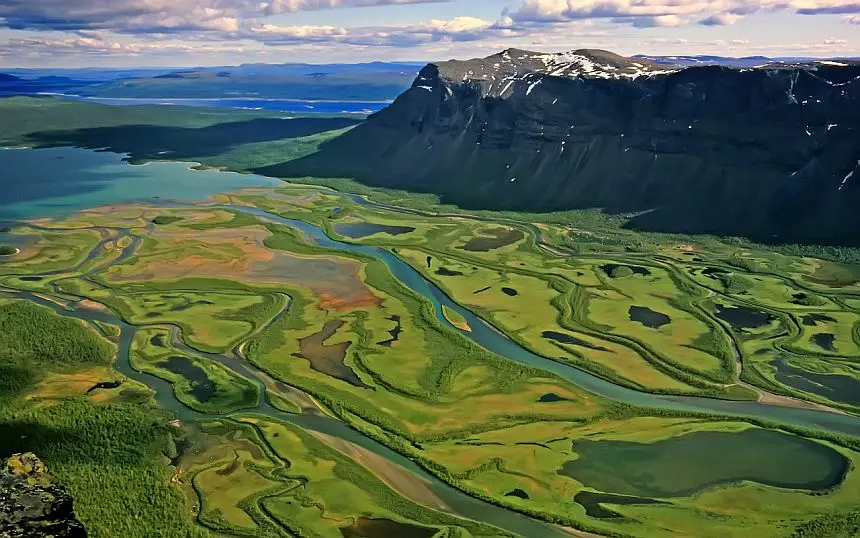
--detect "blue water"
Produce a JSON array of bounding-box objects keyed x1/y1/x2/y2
[
  {"x1": 43, "y1": 94, "x2": 389, "y2": 115},
  {"x1": 0, "y1": 146, "x2": 280, "y2": 219}
]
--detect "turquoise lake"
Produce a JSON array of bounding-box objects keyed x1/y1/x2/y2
[{"x1": 0, "y1": 146, "x2": 279, "y2": 220}]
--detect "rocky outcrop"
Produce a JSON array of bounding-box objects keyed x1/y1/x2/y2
[
  {"x1": 269, "y1": 48, "x2": 860, "y2": 245},
  {"x1": 0, "y1": 453, "x2": 87, "y2": 537}
]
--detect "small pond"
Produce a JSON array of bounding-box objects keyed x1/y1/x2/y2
[
  {"x1": 801, "y1": 313, "x2": 836, "y2": 327},
  {"x1": 543, "y1": 331, "x2": 609, "y2": 351},
  {"x1": 460, "y1": 228, "x2": 524, "y2": 252},
  {"x1": 335, "y1": 222, "x2": 415, "y2": 239},
  {"x1": 161, "y1": 356, "x2": 217, "y2": 403},
  {"x1": 772, "y1": 358, "x2": 860, "y2": 407},
  {"x1": 628, "y1": 306, "x2": 671, "y2": 329},
  {"x1": 714, "y1": 304, "x2": 773, "y2": 330},
  {"x1": 294, "y1": 320, "x2": 370, "y2": 389},
  {"x1": 601, "y1": 264, "x2": 651, "y2": 278},
  {"x1": 559, "y1": 428, "x2": 848, "y2": 498},
  {"x1": 573, "y1": 491, "x2": 664, "y2": 519},
  {"x1": 340, "y1": 517, "x2": 437, "y2": 538},
  {"x1": 811, "y1": 333, "x2": 837, "y2": 352}
]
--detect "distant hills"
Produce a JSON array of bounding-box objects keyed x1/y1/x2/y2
[
  {"x1": 0, "y1": 62, "x2": 425, "y2": 102},
  {"x1": 633, "y1": 54, "x2": 860, "y2": 68},
  {"x1": 269, "y1": 48, "x2": 860, "y2": 245}
]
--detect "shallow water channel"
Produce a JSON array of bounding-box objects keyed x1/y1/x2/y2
[{"x1": 229, "y1": 205, "x2": 860, "y2": 438}]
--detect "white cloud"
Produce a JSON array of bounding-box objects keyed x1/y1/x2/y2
[
  {"x1": 506, "y1": 0, "x2": 860, "y2": 27},
  {"x1": 245, "y1": 16, "x2": 502, "y2": 46},
  {"x1": 699, "y1": 13, "x2": 745, "y2": 25},
  {"x1": 0, "y1": 0, "x2": 444, "y2": 33}
]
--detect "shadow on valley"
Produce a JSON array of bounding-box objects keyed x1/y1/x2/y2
[
  {"x1": 0, "y1": 400, "x2": 166, "y2": 467},
  {"x1": 25, "y1": 117, "x2": 361, "y2": 162}
]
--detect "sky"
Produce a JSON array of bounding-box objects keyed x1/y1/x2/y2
[{"x1": 0, "y1": 0, "x2": 858, "y2": 68}]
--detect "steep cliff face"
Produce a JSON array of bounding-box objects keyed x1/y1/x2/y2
[
  {"x1": 0, "y1": 453, "x2": 87, "y2": 537},
  {"x1": 271, "y1": 48, "x2": 860, "y2": 244}
]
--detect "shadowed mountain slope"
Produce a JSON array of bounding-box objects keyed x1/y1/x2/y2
[{"x1": 267, "y1": 49, "x2": 860, "y2": 245}]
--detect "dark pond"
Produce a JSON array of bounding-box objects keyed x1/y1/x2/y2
[
  {"x1": 505, "y1": 489, "x2": 530, "y2": 500},
  {"x1": 538, "y1": 393, "x2": 570, "y2": 403},
  {"x1": 460, "y1": 228, "x2": 524, "y2": 252},
  {"x1": 601, "y1": 264, "x2": 651, "y2": 278},
  {"x1": 542, "y1": 331, "x2": 610, "y2": 351},
  {"x1": 701, "y1": 267, "x2": 728, "y2": 278},
  {"x1": 628, "y1": 306, "x2": 671, "y2": 329},
  {"x1": 560, "y1": 428, "x2": 848, "y2": 498},
  {"x1": 714, "y1": 304, "x2": 772, "y2": 330},
  {"x1": 801, "y1": 313, "x2": 836, "y2": 327},
  {"x1": 340, "y1": 517, "x2": 437, "y2": 538},
  {"x1": 473, "y1": 286, "x2": 491, "y2": 294},
  {"x1": 812, "y1": 333, "x2": 837, "y2": 351},
  {"x1": 294, "y1": 320, "x2": 370, "y2": 389},
  {"x1": 335, "y1": 222, "x2": 415, "y2": 239},
  {"x1": 772, "y1": 358, "x2": 860, "y2": 407},
  {"x1": 150, "y1": 334, "x2": 167, "y2": 348},
  {"x1": 436, "y1": 267, "x2": 463, "y2": 276},
  {"x1": 376, "y1": 315, "x2": 402, "y2": 347},
  {"x1": 86, "y1": 380, "x2": 123, "y2": 394},
  {"x1": 161, "y1": 356, "x2": 217, "y2": 403},
  {"x1": 19, "y1": 276, "x2": 43, "y2": 282},
  {"x1": 573, "y1": 491, "x2": 664, "y2": 519},
  {"x1": 216, "y1": 458, "x2": 240, "y2": 476},
  {"x1": 501, "y1": 287, "x2": 519, "y2": 297},
  {"x1": 171, "y1": 300, "x2": 214, "y2": 312}
]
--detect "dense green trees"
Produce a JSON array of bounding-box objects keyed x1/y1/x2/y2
[
  {"x1": 0, "y1": 301, "x2": 207, "y2": 537},
  {"x1": 0, "y1": 302, "x2": 112, "y2": 368}
]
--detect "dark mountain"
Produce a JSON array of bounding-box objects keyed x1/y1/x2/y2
[
  {"x1": 0, "y1": 73, "x2": 96, "y2": 95},
  {"x1": 269, "y1": 48, "x2": 860, "y2": 245}
]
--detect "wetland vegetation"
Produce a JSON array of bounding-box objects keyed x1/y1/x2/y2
[{"x1": 2, "y1": 104, "x2": 860, "y2": 537}]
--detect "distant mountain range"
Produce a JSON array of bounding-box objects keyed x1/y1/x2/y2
[
  {"x1": 268, "y1": 48, "x2": 860, "y2": 245},
  {"x1": 633, "y1": 54, "x2": 860, "y2": 68},
  {"x1": 0, "y1": 62, "x2": 425, "y2": 101}
]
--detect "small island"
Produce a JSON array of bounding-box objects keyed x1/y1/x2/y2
[{"x1": 0, "y1": 246, "x2": 19, "y2": 256}]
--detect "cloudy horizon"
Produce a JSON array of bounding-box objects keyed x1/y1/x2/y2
[{"x1": 1, "y1": 0, "x2": 858, "y2": 68}]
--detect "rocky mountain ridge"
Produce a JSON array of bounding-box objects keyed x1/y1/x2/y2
[{"x1": 270, "y1": 48, "x2": 860, "y2": 244}]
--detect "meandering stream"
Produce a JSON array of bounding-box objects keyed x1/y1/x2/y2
[{"x1": 228, "y1": 205, "x2": 860, "y2": 438}]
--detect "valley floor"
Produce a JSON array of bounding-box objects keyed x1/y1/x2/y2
[
  {"x1": 2, "y1": 180, "x2": 860, "y2": 538},
  {"x1": 1, "y1": 97, "x2": 859, "y2": 538}
]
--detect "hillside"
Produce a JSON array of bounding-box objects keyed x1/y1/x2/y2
[
  {"x1": 269, "y1": 48, "x2": 860, "y2": 245},
  {"x1": 73, "y1": 62, "x2": 423, "y2": 101}
]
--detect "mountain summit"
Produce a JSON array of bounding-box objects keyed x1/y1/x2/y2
[{"x1": 269, "y1": 49, "x2": 860, "y2": 244}]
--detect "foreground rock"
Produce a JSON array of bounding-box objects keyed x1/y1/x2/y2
[
  {"x1": 0, "y1": 453, "x2": 87, "y2": 537},
  {"x1": 272, "y1": 48, "x2": 860, "y2": 244}
]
